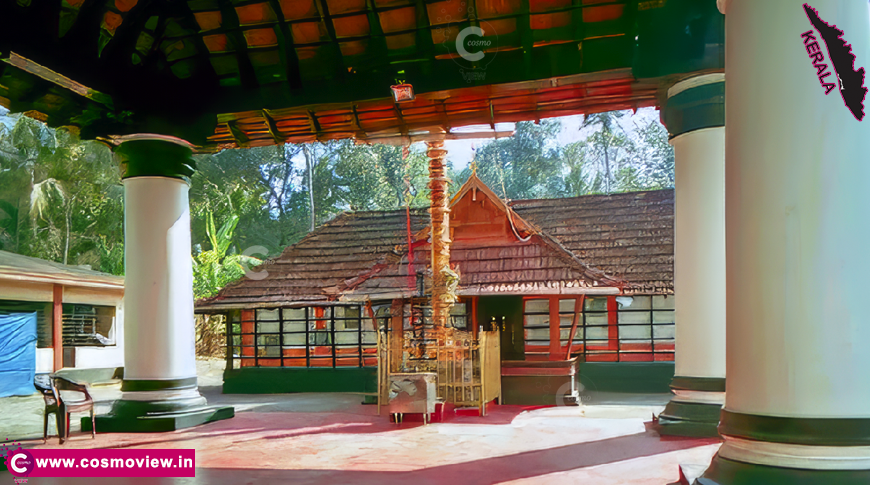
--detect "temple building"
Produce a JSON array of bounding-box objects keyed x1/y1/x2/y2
[{"x1": 196, "y1": 175, "x2": 677, "y2": 404}]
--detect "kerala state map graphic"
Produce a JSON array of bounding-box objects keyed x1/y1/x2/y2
[{"x1": 803, "y1": 3, "x2": 867, "y2": 121}]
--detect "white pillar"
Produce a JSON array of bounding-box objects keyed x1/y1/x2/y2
[
  {"x1": 673, "y1": 125, "x2": 726, "y2": 383},
  {"x1": 657, "y1": 74, "x2": 726, "y2": 437},
  {"x1": 96, "y1": 135, "x2": 232, "y2": 431},
  {"x1": 124, "y1": 176, "x2": 198, "y2": 384},
  {"x1": 703, "y1": 0, "x2": 870, "y2": 481}
]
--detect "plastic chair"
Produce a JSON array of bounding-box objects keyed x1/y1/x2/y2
[
  {"x1": 49, "y1": 376, "x2": 96, "y2": 444},
  {"x1": 34, "y1": 375, "x2": 62, "y2": 444}
]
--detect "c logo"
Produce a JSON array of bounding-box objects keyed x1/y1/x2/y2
[
  {"x1": 8, "y1": 450, "x2": 34, "y2": 477},
  {"x1": 240, "y1": 245, "x2": 270, "y2": 281},
  {"x1": 10, "y1": 454, "x2": 28, "y2": 473},
  {"x1": 456, "y1": 26, "x2": 485, "y2": 62}
]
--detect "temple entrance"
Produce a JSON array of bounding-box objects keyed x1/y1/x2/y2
[{"x1": 476, "y1": 296, "x2": 524, "y2": 362}]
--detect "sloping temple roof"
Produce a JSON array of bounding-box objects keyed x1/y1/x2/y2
[{"x1": 197, "y1": 177, "x2": 674, "y2": 310}]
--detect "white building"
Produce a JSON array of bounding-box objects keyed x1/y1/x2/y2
[{"x1": 0, "y1": 250, "x2": 124, "y2": 375}]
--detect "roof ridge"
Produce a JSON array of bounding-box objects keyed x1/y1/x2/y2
[
  {"x1": 510, "y1": 188, "x2": 675, "y2": 206},
  {"x1": 0, "y1": 249, "x2": 120, "y2": 278}
]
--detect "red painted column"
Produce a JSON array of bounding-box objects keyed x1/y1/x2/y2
[
  {"x1": 52, "y1": 284, "x2": 63, "y2": 371},
  {"x1": 549, "y1": 296, "x2": 560, "y2": 360},
  {"x1": 607, "y1": 296, "x2": 619, "y2": 354},
  {"x1": 471, "y1": 296, "x2": 479, "y2": 340}
]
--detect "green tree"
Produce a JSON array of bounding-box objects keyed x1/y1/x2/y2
[
  {"x1": 330, "y1": 140, "x2": 430, "y2": 211},
  {"x1": 558, "y1": 140, "x2": 604, "y2": 197},
  {"x1": 458, "y1": 120, "x2": 564, "y2": 200},
  {"x1": 0, "y1": 115, "x2": 123, "y2": 270},
  {"x1": 633, "y1": 119, "x2": 675, "y2": 189},
  {"x1": 580, "y1": 111, "x2": 635, "y2": 194},
  {"x1": 191, "y1": 144, "x2": 299, "y2": 257}
]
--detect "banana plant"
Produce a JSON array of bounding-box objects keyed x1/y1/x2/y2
[
  {"x1": 205, "y1": 210, "x2": 239, "y2": 259},
  {"x1": 194, "y1": 209, "x2": 260, "y2": 299}
]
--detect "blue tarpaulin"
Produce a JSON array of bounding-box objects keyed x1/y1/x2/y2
[{"x1": 0, "y1": 312, "x2": 37, "y2": 397}]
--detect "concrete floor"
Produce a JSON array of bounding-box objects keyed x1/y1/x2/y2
[{"x1": 2, "y1": 360, "x2": 721, "y2": 484}]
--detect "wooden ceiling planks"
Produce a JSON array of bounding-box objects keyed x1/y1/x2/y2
[
  {"x1": 206, "y1": 68, "x2": 659, "y2": 148},
  {"x1": 0, "y1": 0, "x2": 721, "y2": 146}
]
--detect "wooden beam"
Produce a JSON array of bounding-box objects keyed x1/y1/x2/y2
[
  {"x1": 306, "y1": 109, "x2": 323, "y2": 139},
  {"x1": 261, "y1": 110, "x2": 284, "y2": 144},
  {"x1": 264, "y1": 0, "x2": 304, "y2": 89},
  {"x1": 363, "y1": 129, "x2": 514, "y2": 145},
  {"x1": 351, "y1": 105, "x2": 364, "y2": 136},
  {"x1": 472, "y1": 296, "x2": 479, "y2": 341},
  {"x1": 607, "y1": 295, "x2": 619, "y2": 353},
  {"x1": 52, "y1": 284, "x2": 63, "y2": 371},
  {"x1": 364, "y1": 0, "x2": 390, "y2": 66},
  {"x1": 393, "y1": 103, "x2": 408, "y2": 137},
  {"x1": 438, "y1": 99, "x2": 450, "y2": 132},
  {"x1": 226, "y1": 121, "x2": 251, "y2": 147},
  {"x1": 215, "y1": 2, "x2": 259, "y2": 89},
  {"x1": 6, "y1": 52, "x2": 113, "y2": 106},
  {"x1": 412, "y1": 0, "x2": 436, "y2": 62},
  {"x1": 313, "y1": 0, "x2": 349, "y2": 81},
  {"x1": 564, "y1": 295, "x2": 585, "y2": 360},
  {"x1": 519, "y1": 0, "x2": 533, "y2": 78}
]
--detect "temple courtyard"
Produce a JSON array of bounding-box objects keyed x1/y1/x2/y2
[{"x1": 1, "y1": 359, "x2": 718, "y2": 484}]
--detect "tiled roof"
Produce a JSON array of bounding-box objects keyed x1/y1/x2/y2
[
  {"x1": 197, "y1": 186, "x2": 673, "y2": 310},
  {"x1": 512, "y1": 189, "x2": 675, "y2": 293},
  {"x1": 198, "y1": 208, "x2": 428, "y2": 309},
  {"x1": 0, "y1": 250, "x2": 124, "y2": 289}
]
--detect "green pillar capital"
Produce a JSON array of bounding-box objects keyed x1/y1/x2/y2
[
  {"x1": 115, "y1": 135, "x2": 196, "y2": 181},
  {"x1": 662, "y1": 75, "x2": 725, "y2": 138}
]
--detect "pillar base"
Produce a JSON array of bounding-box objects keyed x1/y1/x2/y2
[
  {"x1": 657, "y1": 376, "x2": 724, "y2": 438},
  {"x1": 697, "y1": 454, "x2": 870, "y2": 485},
  {"x1": 658, "y1": 401, "x2": 722, "y2": 438},
  {"x1": 83, "y1": 384, "x2": 234, "y2": 433}
]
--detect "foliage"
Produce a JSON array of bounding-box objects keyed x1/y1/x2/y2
[
  {"x1": 195, "y1": 314, "x2": 226, "y2": 358},
  {"x1": 192, "y1": 210, "x2": 262, "y2": 300},
  {"x1": 457, "y1": 113, "x2": 674, "y2": 199},
  {"x1": 330, "y1": 140, "x2": 430, "y2": 210},
  {"x1": 580, "y1": 111, "x2": 633, "y2": 194},
  {"x1": 0, "y1": 115, "x2": 123, "y2": 268},
  {"x1": 457, "y1": 120, "x2": 564, "y2": 200},
  {"x1": 633, "y1": 119, "x2": 675, "y2": 189}
]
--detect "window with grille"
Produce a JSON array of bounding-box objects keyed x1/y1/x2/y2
[
  {"x1": 62, "y1": 304, "x2": 116, "y2": 347},
  {"x1": 523, "y1": 295, "x2": 674, "y2": 362},
  {"x1": 228, "y1": 304, "x2": 377, "y2": 368}
]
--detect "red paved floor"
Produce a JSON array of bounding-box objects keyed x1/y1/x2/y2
[{"x1": 20, "y1": 393, "x2": 720, "y2": 485}]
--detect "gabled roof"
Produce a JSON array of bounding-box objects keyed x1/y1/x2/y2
[
  {"x1": 197, "y1": 178, "x2": 673, "y2": 310},
  {"x1": 511, "y1": 189, "x2": 674, "y2": 293},
  {"x1": 349, "y1": 173, "x2": 628, "y2": 298},
  {"x1": 0, "y1": 250, "x2": 124, "y2": 290},
  {"x1": 198, "y1": 209, "x2": 429, "y2": 309}
]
